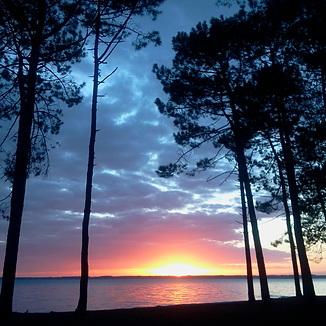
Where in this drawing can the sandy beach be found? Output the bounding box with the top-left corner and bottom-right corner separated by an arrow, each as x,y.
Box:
1,296 -> 326,326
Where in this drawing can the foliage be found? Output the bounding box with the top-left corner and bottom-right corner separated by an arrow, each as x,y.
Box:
0,0 -> 85,183
154,0 -> 325,298
0,0 -> 87,315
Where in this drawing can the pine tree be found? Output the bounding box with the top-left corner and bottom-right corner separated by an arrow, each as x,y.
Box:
0,0 -> 84,315
154,11 -> 271,302
75,0 -> 164,313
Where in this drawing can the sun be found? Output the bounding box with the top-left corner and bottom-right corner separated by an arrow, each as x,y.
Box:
150,263 -> 210,277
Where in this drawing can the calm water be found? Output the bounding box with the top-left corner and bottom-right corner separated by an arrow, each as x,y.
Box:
2,276 -> 326,313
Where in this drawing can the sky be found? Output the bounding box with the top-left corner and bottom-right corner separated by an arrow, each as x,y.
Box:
1,0 -> 326,278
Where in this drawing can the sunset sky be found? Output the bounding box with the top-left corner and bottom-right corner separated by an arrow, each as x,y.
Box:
1,0 -> 326,278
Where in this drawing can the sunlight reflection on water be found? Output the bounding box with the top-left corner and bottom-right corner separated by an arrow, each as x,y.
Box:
8,276 -> 326,312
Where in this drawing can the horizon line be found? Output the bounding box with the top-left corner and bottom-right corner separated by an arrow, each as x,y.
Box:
5,274 -> 326,279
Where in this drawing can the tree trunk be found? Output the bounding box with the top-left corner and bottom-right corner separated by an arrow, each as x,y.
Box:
275,98 -> 315,299
0,105 -> 33,316
222,76 -> 270,302
281,130 -> 315,299
0,54 -> 40,316
0,10 -> 45,313
75,5 -> 100,314
284,200 -> 302,298
238,149 -> 270,302
267,135 -> 302,297
240,180 -> 255,302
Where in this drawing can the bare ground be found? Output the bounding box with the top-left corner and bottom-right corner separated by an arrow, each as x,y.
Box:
1,296 -> 326,326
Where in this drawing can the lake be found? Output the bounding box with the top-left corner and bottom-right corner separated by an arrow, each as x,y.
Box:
3,276 -> 326,313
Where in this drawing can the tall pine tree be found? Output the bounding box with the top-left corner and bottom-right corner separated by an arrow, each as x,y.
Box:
0,0 -> 84,315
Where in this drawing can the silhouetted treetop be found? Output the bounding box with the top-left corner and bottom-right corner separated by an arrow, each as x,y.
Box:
0,0 -> 85,180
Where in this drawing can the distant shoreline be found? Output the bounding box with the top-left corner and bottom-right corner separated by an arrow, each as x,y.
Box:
6,274 -> 326,280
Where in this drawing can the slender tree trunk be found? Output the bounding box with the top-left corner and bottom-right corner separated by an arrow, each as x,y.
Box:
0,18 -> 43,315
267,136 -> 302,297
240,180 -> 255,302
222,75 -> 270,302
280,182 -> 302,297
280,130 -> 315,299
0,100 -> 33,316
284,201 -> 302,298
237,148 -> 270,302
75,5 -> 100,314
275,99 -> 315,298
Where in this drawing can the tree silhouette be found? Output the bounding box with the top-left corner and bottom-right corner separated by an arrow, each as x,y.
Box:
154,12 -> 271,302
239,180 -> 255,302
155,0 -> 325,302
255,134 -> 302,297
75,0 -> 164,313
219,0 -> 325,298
0,0 -> 84,315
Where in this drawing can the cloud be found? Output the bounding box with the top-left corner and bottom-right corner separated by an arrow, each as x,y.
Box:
3,0 -> 324,277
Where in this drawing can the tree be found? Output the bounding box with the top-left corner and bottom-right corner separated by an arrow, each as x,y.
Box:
75,0 -> 164,313
154,11 -> 271,302
254,134 -> 302,297
254,66 -> 316,299
239,180 -> 256,302
155,0 -> 325,302
234,0 -> 326,298
291,0 -> 326,269
0,0 -> 84,315
223,0 -> 326,261
242,5 -> 318,299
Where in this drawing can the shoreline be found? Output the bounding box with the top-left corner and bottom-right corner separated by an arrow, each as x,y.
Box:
7,274 -> 326,280
2,296 -> 326,326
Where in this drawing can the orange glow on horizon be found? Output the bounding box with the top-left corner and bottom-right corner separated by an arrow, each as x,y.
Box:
149,263 -> 212,277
